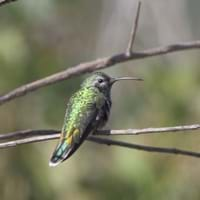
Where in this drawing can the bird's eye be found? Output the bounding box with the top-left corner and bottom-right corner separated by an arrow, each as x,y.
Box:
98,79 -> 103,83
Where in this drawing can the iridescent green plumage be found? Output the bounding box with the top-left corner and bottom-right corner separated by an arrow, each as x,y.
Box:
49,72 -> 142,167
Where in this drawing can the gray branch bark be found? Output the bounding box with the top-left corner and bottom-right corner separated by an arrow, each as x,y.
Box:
0,41 -> 200,106
88,137 -> 200,158
0,0 -> 17,7
126,1 -> 141,55
0,124 -> 200,158
0,1 -> 200,106
0,124 -> 199,141
96,124 -> 200,135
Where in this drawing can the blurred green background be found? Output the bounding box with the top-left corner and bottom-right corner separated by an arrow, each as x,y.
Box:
0,0 -> 200,199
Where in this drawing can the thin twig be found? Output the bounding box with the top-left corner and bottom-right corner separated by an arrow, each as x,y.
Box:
0,129 -> 60,140
88,136 -> 200,158
0,0 -> 17,7
0,134 -> 60,148
96,124 -> 200,135
0,40 -> 200,106
126,1 -> 141,55
0,129 -> 200,159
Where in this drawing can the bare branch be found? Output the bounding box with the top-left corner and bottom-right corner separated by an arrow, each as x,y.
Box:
0,129 -> 60,140
0,127 -> 200,159
88,136 -> 200,158
0,124 -> 199,142
96,124 -> 200,135
0,40 -> 200,106
0,0 -> 17,7
0,1 -> 200,105
0,134 -> 59,149
126,1 -> 141,55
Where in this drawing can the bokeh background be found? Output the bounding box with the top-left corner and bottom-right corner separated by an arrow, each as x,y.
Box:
0,0 -> 200,199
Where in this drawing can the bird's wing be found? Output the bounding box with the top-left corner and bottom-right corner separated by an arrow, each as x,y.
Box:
49,89 -> 102,166
63,89 -> 101,141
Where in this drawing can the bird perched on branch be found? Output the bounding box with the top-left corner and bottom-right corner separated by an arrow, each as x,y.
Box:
49,71 -> 142,167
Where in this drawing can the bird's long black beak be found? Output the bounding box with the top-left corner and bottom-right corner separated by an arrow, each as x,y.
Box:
110,76 -> 143,85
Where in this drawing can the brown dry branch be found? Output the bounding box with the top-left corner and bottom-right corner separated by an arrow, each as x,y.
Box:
0,125 -> 200,158
0,42 -> 200,106
0,0 -> 17,7
0,1 -> 200,106
126,1 -> 142,55
88,137 -> 200,158
95,124 -> 200,135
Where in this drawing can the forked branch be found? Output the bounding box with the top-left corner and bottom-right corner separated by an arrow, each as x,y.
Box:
0,1 -> 200,106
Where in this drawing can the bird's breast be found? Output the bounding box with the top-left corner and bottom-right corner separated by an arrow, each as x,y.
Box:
96,97 -> 112,128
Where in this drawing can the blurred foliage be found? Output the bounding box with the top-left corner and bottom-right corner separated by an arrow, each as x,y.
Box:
0,0 -> 200,200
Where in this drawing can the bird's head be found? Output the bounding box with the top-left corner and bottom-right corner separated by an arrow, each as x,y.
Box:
81,72 -> 143,94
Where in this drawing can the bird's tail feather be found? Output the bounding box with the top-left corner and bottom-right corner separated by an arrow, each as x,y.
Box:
49,139 -> 72,167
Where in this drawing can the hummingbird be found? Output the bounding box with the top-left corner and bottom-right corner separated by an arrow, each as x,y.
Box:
49,72 -> 142,167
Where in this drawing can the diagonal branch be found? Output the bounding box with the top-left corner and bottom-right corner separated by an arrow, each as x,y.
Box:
0,0 -> 17,7
126,1 -> 141,55
88,136 -> 200,158
0,0 -> 200,106
0,40 -> 200,106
